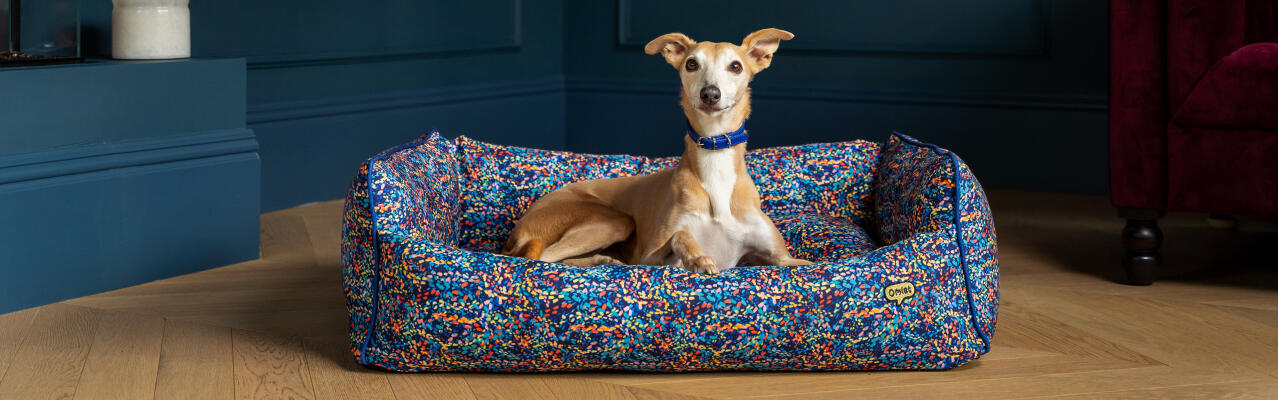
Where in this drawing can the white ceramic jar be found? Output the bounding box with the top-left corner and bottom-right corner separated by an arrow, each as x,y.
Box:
112,0 -> 191,60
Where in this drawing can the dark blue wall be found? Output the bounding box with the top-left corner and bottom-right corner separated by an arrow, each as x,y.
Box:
237,1 -> 567,211
564,0 -> 1110,193
82,1 -> 564,102
77,0 -> 1106,209
0,60 -> 259,313
82,0 -> 567,211
0,0 -> 1110,312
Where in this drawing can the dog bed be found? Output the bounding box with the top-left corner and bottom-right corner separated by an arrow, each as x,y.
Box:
341,132 -> 998,372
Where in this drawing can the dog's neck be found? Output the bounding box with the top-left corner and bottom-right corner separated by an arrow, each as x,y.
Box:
679,90 -> 751,219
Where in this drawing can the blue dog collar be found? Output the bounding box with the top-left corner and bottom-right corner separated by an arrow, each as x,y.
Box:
686,122 -> 748,150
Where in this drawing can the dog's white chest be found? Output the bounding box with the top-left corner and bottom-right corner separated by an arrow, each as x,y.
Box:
697,149 -> 738,220
672,148 -> 772,268
676,211 -> 770,269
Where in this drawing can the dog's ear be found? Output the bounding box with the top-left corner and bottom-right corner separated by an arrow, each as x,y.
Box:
741,28 -> 794,71
644,33 -> 696,68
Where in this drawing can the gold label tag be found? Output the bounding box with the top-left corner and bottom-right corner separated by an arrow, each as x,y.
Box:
884,282 -> 916,304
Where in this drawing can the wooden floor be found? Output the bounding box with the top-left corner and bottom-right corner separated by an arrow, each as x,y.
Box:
1,190 -> 1277,399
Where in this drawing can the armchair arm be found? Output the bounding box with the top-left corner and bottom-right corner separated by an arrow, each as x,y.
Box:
1173,43 -> 1278,130
1166,0 -> 1261,109
1109,0 -> 1169,210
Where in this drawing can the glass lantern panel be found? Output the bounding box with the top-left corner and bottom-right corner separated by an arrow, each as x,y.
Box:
2,1 -> 10,52
18,0 -> 80,58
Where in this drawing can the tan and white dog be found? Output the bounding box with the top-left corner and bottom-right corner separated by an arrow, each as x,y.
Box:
501,28 -> 810,274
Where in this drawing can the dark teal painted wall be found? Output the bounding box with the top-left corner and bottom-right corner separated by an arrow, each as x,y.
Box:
82,1 -> 564,103
0,60 -> 259,313
248,79 -> 565,211
564,0 -> 1110,193
1,1 -> 1110,312
568,1 -> 1105,94
77,0 -> 1106,206
0,60 -> 246,155
82,0 -> 566,211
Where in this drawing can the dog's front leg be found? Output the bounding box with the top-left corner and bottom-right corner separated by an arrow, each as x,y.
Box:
753,251 -> 812,266
670,230 -> 725,274
753,233 -> 813,267
771,256 -> 813,266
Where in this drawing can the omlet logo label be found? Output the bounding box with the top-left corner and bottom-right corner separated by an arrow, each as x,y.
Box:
884,282 -> 916,304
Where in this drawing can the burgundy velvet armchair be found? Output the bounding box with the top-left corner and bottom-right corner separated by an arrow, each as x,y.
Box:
1110,0 -> 1278,284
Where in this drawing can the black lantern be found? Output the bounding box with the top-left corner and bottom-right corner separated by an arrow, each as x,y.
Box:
2,0 -> 82,67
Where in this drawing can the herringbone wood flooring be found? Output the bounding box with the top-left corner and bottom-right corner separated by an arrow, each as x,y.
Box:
1,190 -> 1277,399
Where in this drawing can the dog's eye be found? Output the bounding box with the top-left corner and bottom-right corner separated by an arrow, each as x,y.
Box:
729,61 -> 742,73
685,58 -> 699,71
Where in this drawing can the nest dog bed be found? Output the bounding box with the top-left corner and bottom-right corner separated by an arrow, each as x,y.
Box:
342,132 -> 998,372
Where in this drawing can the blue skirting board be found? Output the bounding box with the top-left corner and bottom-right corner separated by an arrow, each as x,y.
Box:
0,59 -> 260,313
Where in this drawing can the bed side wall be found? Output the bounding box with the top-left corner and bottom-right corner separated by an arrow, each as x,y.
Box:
452,136 -> 650,252
743,141 -> 883,229
341,159 -> 378,360
343,133 -> 463,362
954,156 -> 1000,349
368,134 -> 463,245
873,135 -> 958,245
874,133 -> 997,354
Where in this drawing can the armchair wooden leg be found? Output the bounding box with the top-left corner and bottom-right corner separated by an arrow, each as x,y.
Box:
1119,209 -> 1164,285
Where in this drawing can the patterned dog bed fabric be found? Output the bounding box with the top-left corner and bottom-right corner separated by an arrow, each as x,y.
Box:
341,132 -> 998,372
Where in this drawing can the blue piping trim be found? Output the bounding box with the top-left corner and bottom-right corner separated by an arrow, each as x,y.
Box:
358,132 -> 442,365
358,160 -> 380,364
889,131 -> 992,354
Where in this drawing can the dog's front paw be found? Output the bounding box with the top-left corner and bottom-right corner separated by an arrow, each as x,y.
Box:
684,256 -> 723,275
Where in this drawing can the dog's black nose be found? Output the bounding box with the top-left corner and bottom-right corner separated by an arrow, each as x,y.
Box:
700,85 -> 721,105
